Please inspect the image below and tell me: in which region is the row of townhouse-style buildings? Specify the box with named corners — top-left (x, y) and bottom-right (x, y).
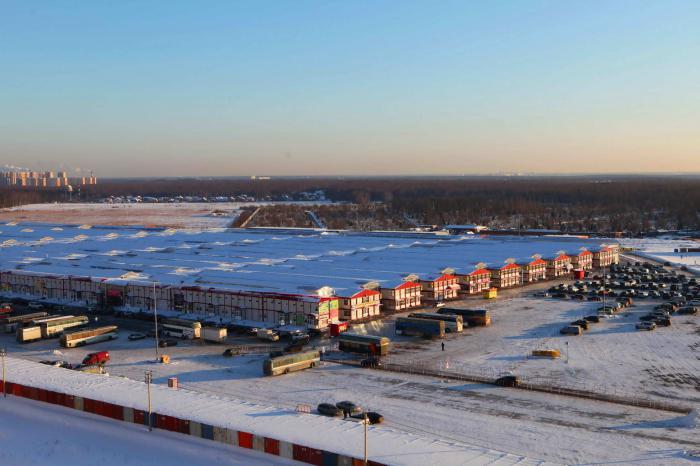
top-left (0, 245), bottom-right (619, 329)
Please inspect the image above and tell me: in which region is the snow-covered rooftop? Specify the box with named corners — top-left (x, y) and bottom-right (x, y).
top-left (0, 222), bottom-right (613, 296)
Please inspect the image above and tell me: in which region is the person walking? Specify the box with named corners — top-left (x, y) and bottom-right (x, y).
top-left (441, 341), bottom-right (445, 351)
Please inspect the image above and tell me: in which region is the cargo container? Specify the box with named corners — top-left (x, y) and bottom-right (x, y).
top-left (437, 308), bottom-right (491, 327)
top-left (395, 317), bottom-right (445, 338)
top-left (16, 326), bottom-right (42, 343)
top-left (483, 288), bottom-right (498, 299)
top-left (263, 350), bottom-right (320, 376)
top-left (408, 312), bottom-right (463, 333)
top-left (60, 326), bottom-right (118, 348)
top-left (338, 333), bottom-right (390, 356)
top-left (161, 318), bottom-right (201, 339)
top-left (532, 349), bottom-right (561, 358)
top-left (329, 322), bottom-right (348, 337)
top-left (1, 312), bottom-right (48, 333)
top-left (201, 326), bottom-right (227, 343)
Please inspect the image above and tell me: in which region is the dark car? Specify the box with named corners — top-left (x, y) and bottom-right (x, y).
top-left (653, 317), bottom-right (671, 327)
top-left (584, 315), bottom-right (600, 323)
top-left (317, 403), bottom-right (342, 417)
top-left (158, 339), bottom-right (178, 348)
top-left (495, 375), bottom-right (520, 387)
top-left (222, 347), bottom-right (240, 357)
top-left (335, 401), bottom-right (362, 415)
top-left (39, 360), bottom-right (72, 369)
top-left (571, 319), bottom-right (589, 330)
top-left (360, 357), bottom-right (382, 368)
top-left (128, 332), bottom-right (146, 341)
top-left (639, 314), bottom-right (657, 322)
top-left (350, 411), bottom-right (384, 424)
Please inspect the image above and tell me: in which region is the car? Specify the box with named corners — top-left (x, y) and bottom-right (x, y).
top-left (27, 302), bottom-right (44, 310)
top-left (317, 403), bottom-right (342, 417)
top-left (222, 347), bottom-right (240, 357)
top-left (335, 401), bottom-right (362, 415)
top-left (653, 317), bottom-right (671, 327)
top-left (82, 351), bottom-right (110, 366)
top-left (495, 375), bottom-right (520, 387)
top-left (560, 325), bottom-right (582, 336)
top-left (533, 291), bottom-right (550, 298)
top-left (588, 296), bottom-right (602, 301)
top-left (570, 319), bottom-right (589, 330)
top-left (128, 332), bottom-right (146, 341)
top-left (39, 360), bottom-right (72, 368)
top-left (360, 357), bottom-right (382, 368)
top-left (584, 315), bottom-right (600, 323)
top-left (290, 333), bottom-right (310, 345)
top-left (434, 302), bottom-right (446, 308)
top-left (246, 327), bottom-right (259, 336)
top-left (158, 339), bottom-right (178, 348)
top-left (350, 411), bottom-right (384, 424)
top-left (678, 306), bottom-right (698, 315)
top-left (635, 322), bottom-right (656, 331)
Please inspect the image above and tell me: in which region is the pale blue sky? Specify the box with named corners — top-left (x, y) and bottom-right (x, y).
top-left (1, 1), bottom-right (699, 176)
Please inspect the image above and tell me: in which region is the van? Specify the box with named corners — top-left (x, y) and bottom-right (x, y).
top-left (82, 351), bottom-right (110, 366)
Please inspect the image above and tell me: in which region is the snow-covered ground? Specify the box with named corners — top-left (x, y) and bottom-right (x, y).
top-left (0, 395), bottom-right (300, 466)
top-left (621, 237), bottom-right (700, 274)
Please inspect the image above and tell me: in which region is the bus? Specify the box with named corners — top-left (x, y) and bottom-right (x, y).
top-left (408, 312), bottom-right (463, 333)
top-left (263, 350), bottom-right (320, 376)
top-left (1, 312), bottom-right (48, 333)
top-left (395, 317), bottom-right (445, 338)
top-left (338, 333), bottom-right (391, 356)
top-left (161, 318), bottom-right (202, 339)
top-left (40, 315), bottom-right (89, 338)
top-left (60, 326), bottom-right (119, 348)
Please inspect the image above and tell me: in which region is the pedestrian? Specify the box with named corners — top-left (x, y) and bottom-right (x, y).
top-left (441, 341), bottom-right (445, 351)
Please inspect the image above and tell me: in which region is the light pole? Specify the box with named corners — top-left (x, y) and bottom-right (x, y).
top-left (364, 412), bottom-right (369, 466)
top-left (1, 348), bottom-right (6, 398)
top-left (145, 370), bottom-right (153, 431)
top-left (153, 282), bottom-right (160, 362)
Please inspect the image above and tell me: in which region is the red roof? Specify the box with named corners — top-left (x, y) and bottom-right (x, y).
top-left (395, 281), bottom-right (420, 290)
top-left (499, 263), bottom-right (521, 271)
top-left (427, 274), bottom-right (456, 282)
top-left (348, 288), bottom-right (380, 299)
top-left (469, 268), bottom-right (490, 276)
top-left (579, 250), bottom-right (593, 256)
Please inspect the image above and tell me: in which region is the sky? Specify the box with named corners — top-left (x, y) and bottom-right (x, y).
top-left (1, 1), bottom-right (699, 177)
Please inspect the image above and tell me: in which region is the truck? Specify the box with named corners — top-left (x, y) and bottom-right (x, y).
top-left (60, 326), bottom-right (118, 348)
top-left (395, 317), bottom-right (445, 338)
top-left (17, 326), bottom-right (42, 343)
top-left (201, 326), bottom-right (227, 343)
top-left (437, 308), bottom-right (491, 326)
top-left (82, 351), bottom-right (110, 366)
top-left (256, 328), bottom-right (280, 342)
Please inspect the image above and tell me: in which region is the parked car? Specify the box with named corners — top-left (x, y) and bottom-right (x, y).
top-left (317, 403), bottom-right (342, 417)
top-left (27, 302), bottom-right (44, 310)
top-left (222, 347), bottom-right (240, 357)
top-left (570, 319), bottom-right (589, 330)
top-left (635, 322), bottom-right (656, 331)
top-left (335, 401), bottom-right (362, 415)
top-left (560, 325), bottom-right (582, 336)
top-left (584, 315), bottom-right (600, 323)
top-left (678, 306), bottom-right (698, 315)
top-left (39, 360), bottom-right (72, 368)
top-left (653, 317), bottom-right (671, 327)
top-left (350, 411), bottom-right (384, 424)
top-left (82, 351), bottom-right (110, 366)
top-left (360, 356), bottom-right (382, 368)
top-left (158, 339), bottom-right (178, 348)
top-left (128, 332), bottom-right (146, 341)
top-left (495, 374), bottom-right (520, 387)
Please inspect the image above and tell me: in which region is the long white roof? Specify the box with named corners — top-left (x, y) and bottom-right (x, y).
top-left (0, 222), bottom-right (611, 297)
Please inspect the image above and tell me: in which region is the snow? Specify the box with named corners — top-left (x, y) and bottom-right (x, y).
top-left (620, 237), bottom-right (700, 274)
top-left (3, 356), bottom-right (550, 466)
top-left (0, 222), bottom-right (615, 298)
top-left (0, 395), bottom-right (300, 466)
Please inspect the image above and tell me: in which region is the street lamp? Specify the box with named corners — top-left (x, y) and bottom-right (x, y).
top-left (1, 348), bottom-right (6, 398)
top-left (363, 412), bottom-right (369, 466)
top-left (153, 282), bottom-right (160, 362)
top-left (145, 370), bottom-right (153, 431)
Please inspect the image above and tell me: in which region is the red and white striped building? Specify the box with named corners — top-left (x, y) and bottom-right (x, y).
top-left (488, 262), bottom-right (522, 288)
top-left (456, 267), bottom-right (491, 294)
top-left (380, 278), bottom-right (422, 311)
top-left (545, 253), bottom-right (571, 278)
top-left (418, 272), bottom-right (460, 302)
top-left (337, 288), bottom-right (381, 321)
top-left (517, 257), bottom-right (547, 283)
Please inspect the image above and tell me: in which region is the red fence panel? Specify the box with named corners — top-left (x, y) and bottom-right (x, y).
top-left (238, 431), bottom-right (253, 449)
top-left (63, 394), bottom-right (75, 409)
top-left (133, 409), bottom-right (146, 425)
top-left (264, 438), bottom-right (280, 456)
top-left (177, 418), bottom-right (190, 434)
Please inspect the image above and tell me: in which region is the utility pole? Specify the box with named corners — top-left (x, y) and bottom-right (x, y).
top-left (145, 370), bottom-right (153, 431)
top-left (153, 282), bottom-right (159, 362)
top-left (364, 412), bottom-right (369, 466)
top-left (565, 341), bottom-right (569, 364)
top-left (1, 348), bottom-right (6, 398)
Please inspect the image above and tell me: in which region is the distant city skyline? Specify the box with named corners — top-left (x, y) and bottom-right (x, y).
top-left (1, 1), bottom-right (699, 177)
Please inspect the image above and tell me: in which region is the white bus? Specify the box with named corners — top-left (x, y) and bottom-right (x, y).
top-left (161, 318), bottom-right (202, 339)
top-left (407, 312), bottom-right (463, 333)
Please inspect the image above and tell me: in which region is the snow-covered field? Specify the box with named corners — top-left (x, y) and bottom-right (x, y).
top-left (3, 289), bottom-right (699, 465)
top-left (621, 238), bottom-right (700, 275)
top-left (0, 395), bottom-right (300, 466)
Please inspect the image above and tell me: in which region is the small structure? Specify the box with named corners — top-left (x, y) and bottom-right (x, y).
top-left (487, 260), bottom-right (522, 288)
top-left (544, 252), bottom-right (572, 278)
top-left (456, 264), bottom-right (491, 294)
top-left (381, 276), bottom-right (422, 312)
top-left (517, 255), bottom-right (547, 283)
top-left (418, 269), bottom-right (460, 302)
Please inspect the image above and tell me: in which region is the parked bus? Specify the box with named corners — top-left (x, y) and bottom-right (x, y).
top-left (40, 315), bottom-right (89, 338)
top-left (161, 318), bottom-right (202, 339)
top-left (60, 326), bottom-right (118, 348)
top-left (395, 317), bottom-right (445, 338)
top-left (408, 312), bottom-right (463, 333)
top-left (263, 350), bottom-right (320, 376)
top-left (437, 308), bottom-right (491, 327)
top-left (338, 332), bottom-right (391, 356)
top-left (1, 312), bottom-right (48, 333)
top-left (338, 333), bottom-right (391, 356)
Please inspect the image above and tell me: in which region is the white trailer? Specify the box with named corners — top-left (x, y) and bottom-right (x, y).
top-left (201, 326), bottom-right (227, 343)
